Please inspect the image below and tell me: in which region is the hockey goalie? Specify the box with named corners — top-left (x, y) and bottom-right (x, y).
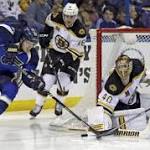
top-left (94, 52), bottom-right (149, 132)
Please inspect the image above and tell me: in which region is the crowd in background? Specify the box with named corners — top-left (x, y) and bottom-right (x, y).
top-left (0, 0), bottom-right (150, 33)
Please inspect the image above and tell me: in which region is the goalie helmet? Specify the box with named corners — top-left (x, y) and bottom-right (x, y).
top-left (115, 55), bottom-right (133, 83)
top-left (63, 3), bottom-right (79, 28)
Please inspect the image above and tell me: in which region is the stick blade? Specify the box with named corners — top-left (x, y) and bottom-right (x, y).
top-left (96, 128), bottom-right (117, 139)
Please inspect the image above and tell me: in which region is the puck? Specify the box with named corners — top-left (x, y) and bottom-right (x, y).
top-left (81, 134), bottom-right (88, 137)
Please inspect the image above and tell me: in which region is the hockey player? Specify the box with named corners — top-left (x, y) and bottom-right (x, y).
top-left (97, 54), bottom-right (146, 130)
top-left (0, 18), bottom-right (45, 114)
top-left (29, 3), bottom-right (86, 117)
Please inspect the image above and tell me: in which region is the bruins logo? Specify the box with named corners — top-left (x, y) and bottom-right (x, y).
top-left (109, 84), bottom-right (117, 92)
top-left (79, 29), bottom-right (85, 35)
top-left (55, 35), bottom-right (69, 49)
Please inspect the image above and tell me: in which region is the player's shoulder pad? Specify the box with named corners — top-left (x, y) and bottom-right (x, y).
top-left (131, 59), bottom-right (144, 78)
top-left (70, 19), bottom-right (86, 38)
top-left (50, 12), bottom-right (64, 25)
top-left (104, 70), bottom-right (125, 95)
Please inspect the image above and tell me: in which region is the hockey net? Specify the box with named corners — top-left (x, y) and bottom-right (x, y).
top-left (49, 28), bottom-right (150, 131)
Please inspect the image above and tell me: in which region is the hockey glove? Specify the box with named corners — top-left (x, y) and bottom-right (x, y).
top-left (39, 25), bottom-right (54, 48)
top-left (2, 44), bottom-right (18, 65)
top-left (51, 52), bottom-right (73, 72)
top-left (53, 59), bottom-right (65, 72)
top-left (30, 75), bottom-right (45, 92)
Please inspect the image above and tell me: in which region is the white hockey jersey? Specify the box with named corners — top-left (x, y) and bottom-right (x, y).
top-left (97, 59), bottom-right (145, 114)
top-left (45, 12), bottom-right (86, 60)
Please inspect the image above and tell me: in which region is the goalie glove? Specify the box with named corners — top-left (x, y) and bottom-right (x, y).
top-left (2, 44), bottom-right (18, 65)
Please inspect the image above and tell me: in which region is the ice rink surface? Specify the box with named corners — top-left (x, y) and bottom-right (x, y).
top-left (0, 110), bottom-right (150, 150)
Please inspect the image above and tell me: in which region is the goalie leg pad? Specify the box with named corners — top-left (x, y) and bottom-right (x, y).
top-left (87, 106), bottom-right (112, 131)
top-left (112, 108), bottom-right (147, 131)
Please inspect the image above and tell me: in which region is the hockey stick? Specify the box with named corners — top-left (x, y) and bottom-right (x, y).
top-left (96, 107), bottom-right (150, 139)
top-left (13, 57), bottom-right (105, 136)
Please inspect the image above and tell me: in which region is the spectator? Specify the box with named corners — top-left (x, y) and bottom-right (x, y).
top-left (141, 11), bottom-right (150, 27)
top-left (92, 0), bottom-right (114, 17)
top-left (116, 8), bottom-right (126, 26)
top-left (25, 0), bottom-right (51, 32)
top-left (79, 0), bottom-right (94, 31)
top-left (129, 4), bottom-right (144, 27)
top-left (19, 0), bottom-right (31, 13)
top-left (91, 6), bottom-right (117, 29)
top-left (0, 0), bottom-right (21, 19)
top-left (88, 8), bottom-right (99, 29)
top-left (51, 0), bottom-right (63, 16)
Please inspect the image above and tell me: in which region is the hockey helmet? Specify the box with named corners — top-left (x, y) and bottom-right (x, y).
top-left (22, 26), bottom-right (39, 44)
top-left (63, 3), bottom-right (79, 16)
top-left (63, 3), bottom-right (79, 28)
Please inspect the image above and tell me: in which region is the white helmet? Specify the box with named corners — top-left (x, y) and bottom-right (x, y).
top-left (63, 3), bottom-right (79, 16)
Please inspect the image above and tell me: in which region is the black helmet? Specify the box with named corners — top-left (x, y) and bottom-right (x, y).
top-left (22, 26), bottom-right (39, 44)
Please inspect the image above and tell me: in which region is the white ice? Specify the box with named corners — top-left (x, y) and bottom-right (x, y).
top-left (0, 110), bottom-right (150, 150)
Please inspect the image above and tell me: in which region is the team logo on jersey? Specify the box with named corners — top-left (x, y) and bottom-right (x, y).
top-left (109, 84), bottom-right (117, 92)
top-left (79, 29), bottom-right (85, 35)
top-left (55, 35), bottom-right (69, 49)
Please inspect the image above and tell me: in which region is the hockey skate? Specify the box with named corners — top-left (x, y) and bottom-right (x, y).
top-left (29, 104), bottom-right (43, 118)
top-left (55, 102), bottom-right (63, 116)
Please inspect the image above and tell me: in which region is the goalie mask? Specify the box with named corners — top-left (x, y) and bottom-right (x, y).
top-left (115, 55), bottom-right (133, 84)
top-left (63, 3), bottom-right (79, 28)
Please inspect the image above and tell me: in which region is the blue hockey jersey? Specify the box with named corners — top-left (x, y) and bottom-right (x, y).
top-left (0, 17), bottom-right (39, 82)
top-left (0, 17), bottom-right (24, 47)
